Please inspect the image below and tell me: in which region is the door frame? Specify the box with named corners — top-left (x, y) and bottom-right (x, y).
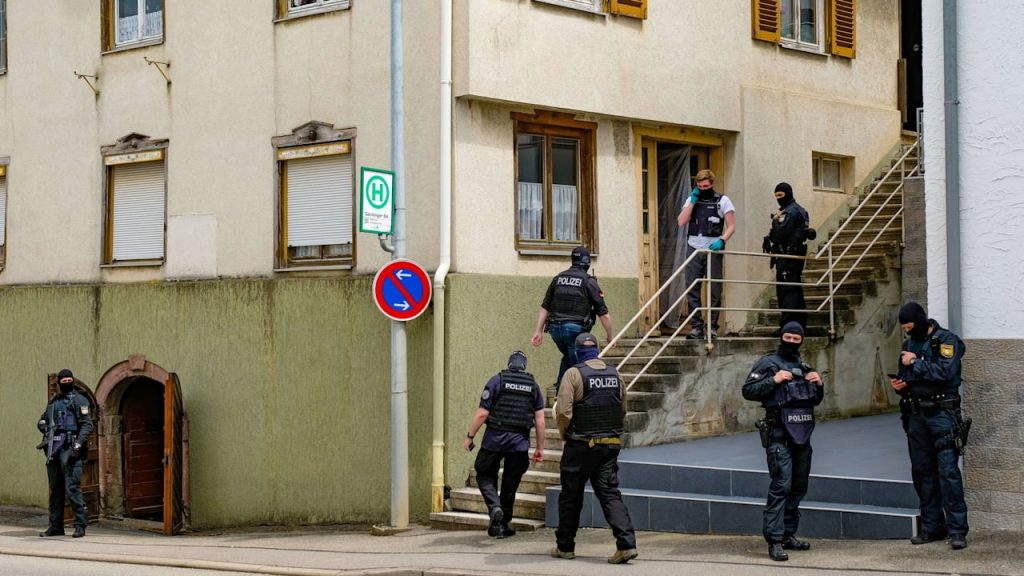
top-left (633, 126), bottom-right (725, 332)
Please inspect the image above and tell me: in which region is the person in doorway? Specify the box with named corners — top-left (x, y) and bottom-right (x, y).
top-left (37, 368), bottom-right (93, 538)
top-left (551, 333), bottom-right (637, 564)
top-left (742, 322), bottom-right (824, 561)
top-left (676, 169), bottom-right (736, 339)
top-left (463, 351), bottom-right (546, 538)
top-left (763, 182), bottom-right (815, 329)
top-left (532, 246), bottom-right (614, 390)
top-left (890, 302), bottom-right (969, 550)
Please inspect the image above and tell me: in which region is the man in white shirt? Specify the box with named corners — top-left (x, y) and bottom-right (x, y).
top-left (675, 169), bottom-right (736, 339)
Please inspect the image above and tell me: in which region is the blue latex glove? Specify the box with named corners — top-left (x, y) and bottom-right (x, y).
top-left (709, 239), bottom-right (726, 251)
top-left (689, 187), bottom-right (699, 204)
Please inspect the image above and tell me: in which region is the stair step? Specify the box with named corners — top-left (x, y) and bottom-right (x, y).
top-left (746, 324), bottom-right (833, 337)
top-left (430, 511), bottom-right (546, 532)
top-left (544, 486), bottom-right (918, 539)
top-left (611, 356), bottom-right (700, 374)
top-left (450, 487), bottom-right (547, 520)
top-left (769, 294), bottom-right (863, 309)
top-left (470, 469), bottom-right (560, 494)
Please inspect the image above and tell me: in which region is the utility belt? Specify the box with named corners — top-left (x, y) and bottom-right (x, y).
top-left (755, 411), bottom-right (781, 448)
top-left (567, 436), bottom-right (622, 448)
top-left (774, 243), bottom-right (807, 256)
top-left (900, 393), bottom-right (960, 415)
top-left (546, 318), bottom-right (593, 331)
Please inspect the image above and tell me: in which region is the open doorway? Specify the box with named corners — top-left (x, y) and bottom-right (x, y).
top-left (899, 0), bottom-right (923, 132)
top-left (121, 378), bottom-right (164, 521)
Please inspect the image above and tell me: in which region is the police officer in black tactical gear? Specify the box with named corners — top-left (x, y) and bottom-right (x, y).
top-left (551, 333), bottom-right (637, 565)
top-left (890, 302), bottom-right (969, 550)
top-left (463, 351), bottom-right (546, 539)
top-left (763, 182), bottom-right (815, 329)
top-left (532, 246), bottom-right (614, 389)
top-left (742, 322), bottom-right (824, 562)
top-left (37, 368), bottom-right (93, 538)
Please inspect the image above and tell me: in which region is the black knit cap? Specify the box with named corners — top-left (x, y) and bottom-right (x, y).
top-left (774, 182), bottom-right (793, 195)
top-left (57, 368), bottom-right (74, 382)
top-left (898, 302), bottom-right (928, 325)
top-left (781, 321), bottom-right (804, 340)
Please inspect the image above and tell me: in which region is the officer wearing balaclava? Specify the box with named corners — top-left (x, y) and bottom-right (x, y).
top-left (890, 302), bottom-right (969, 550)
top-left (764, 182), bottom-right (815, 329)
top-left (742, 322), bottom-right (824, 561)
top-left (463, 351), bottom-right (545, 539)
top-left (532, 246), bottom-right (615, 390)
top-left (37, 368), bottom-right (93, 538)
top-left (551, 333), bottom-right (637, 564)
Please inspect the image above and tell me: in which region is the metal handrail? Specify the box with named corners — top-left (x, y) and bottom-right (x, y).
top-left (606, 140), bottom-right (919, 390)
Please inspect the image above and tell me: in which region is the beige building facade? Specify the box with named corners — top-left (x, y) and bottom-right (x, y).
top-left (0, 1), bottom-right (904, 528)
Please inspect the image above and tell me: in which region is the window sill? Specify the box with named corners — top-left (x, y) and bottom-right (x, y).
top-left (275, 4), bottom-right (351, 23)
top-left (101, 259), bottom-right (164, 268)
top-left (532, 0), bottom-right (606, 16)
top-left (779, 40), bottom-right (828, 57)
top-left (102, 38), bottom-right (165, 55)
top-left (813, 187), bottom-right (847, 195)
top-left (518, 248), bottom-right (599, 258)
top-left (274, 264), bottom-right (353, 273)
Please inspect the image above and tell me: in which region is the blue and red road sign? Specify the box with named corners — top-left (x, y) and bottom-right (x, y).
top-left (372, 259), bottom-right (432, 321)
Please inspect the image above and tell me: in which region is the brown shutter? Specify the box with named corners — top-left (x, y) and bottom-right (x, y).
top-left (277, 0), bottom-right (289, 19)
top-left (830, 0), bottom-right (856, 58)
top-left (101, 0), bottom-right (113, 51)
top-left (163, 374), bottom-right (185, 536)
top-left (752, 0), bottom-right (781, 43)
top-left (609, 0), bottom-right (647, 20)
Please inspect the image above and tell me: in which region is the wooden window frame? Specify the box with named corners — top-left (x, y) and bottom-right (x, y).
top-left (272, 121), bottom-right (357, 271)
top-left (102, 0), bottom-right (165, 53)
top-left (276, 0), bottom-right (351, 21)
top-left (752, 0), bottom-right (856, 59)
top-left (512, 111), bottom-right (598, 255)
top-left (101, 134), bottom-right (169, 266)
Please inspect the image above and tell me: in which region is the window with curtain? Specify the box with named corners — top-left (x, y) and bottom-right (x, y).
top-left (278, 142), bottom-right (354, 267)
top-left (812, 154), bottom-right (845, 191)
top-left (114, 0), bottom-right (163, 47)
top-left (753, 0), bottom-right (857, 58)
top-left (104, 154), bottom-right (167, 263)
top-left (513, 112), bottom-right (596, 253)
top-left (780, 0), bottom-right (823, 51)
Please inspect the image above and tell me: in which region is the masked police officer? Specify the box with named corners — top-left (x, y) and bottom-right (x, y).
top-left (37, 368), bottom-right (93, 538)
top-left (463, 351), bottom-right (546, 538)
top-left (551, 333), bottom-right (637, 564)
top-left (890, 302), bottom-right (969, 550)
top-left (532, 246), bottom-right (614, 390)
top-left (763, 182), bottom-right (815, 329)
top-left (742, 322), bottom-right (824, 561)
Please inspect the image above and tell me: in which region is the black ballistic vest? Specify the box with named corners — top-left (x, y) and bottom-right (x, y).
top-left (53, 395), bottom-right (80, 432)
top-left (765, 357), bottom-right (817, 445)
top-left (548, 268), bottom-right (592, 324)
top-left (688, 194), bottom-right (724, 237)
top-left (486, 370), bottom-right (538, 433)
top-left (570, 363), bottom-right (624, 439)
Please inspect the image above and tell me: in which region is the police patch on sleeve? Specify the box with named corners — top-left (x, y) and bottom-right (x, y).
top-left (749, 372), bottom-right (762, 380)
top-left (481, 389), bottom-right (491, 401)
top-left (940, 344), bottom-right (955, 358)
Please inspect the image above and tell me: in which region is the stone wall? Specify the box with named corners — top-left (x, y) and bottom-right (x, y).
top-left (901, 176), bottom-right (928, 306)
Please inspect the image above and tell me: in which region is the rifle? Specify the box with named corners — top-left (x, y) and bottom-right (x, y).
top-left (36, 402), bottom-right (57, 463)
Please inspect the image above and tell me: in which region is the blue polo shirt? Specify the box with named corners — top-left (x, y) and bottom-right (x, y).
top-left (479, 373), bottom-right (545, 453)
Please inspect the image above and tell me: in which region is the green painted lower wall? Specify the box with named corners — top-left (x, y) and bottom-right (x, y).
top-left (0, 273), bottom-right (638, 529)
top-left (442, 273), bottom-right (639, 491)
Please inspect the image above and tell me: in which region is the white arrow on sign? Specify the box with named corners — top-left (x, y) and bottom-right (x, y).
top-left (393, 301), bottom-right (410, 311)
top-left (396, 270), bottom-right (412, 280)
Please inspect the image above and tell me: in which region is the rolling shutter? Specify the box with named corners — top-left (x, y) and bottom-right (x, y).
top-left (830, 0), bottom-right (856, 58)
top-left (286, 154), bottom-right (353, 247)
top-left (0, 175), bottom-right (6, 246)
top-left (752, 0), bottom-right (781, 43)
top-left (112, 161), bottom-right (165, 260)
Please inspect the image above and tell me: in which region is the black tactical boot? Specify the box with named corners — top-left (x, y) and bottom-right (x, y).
top-left (497, 524), bottom-right (516, 539)
top-left (72, 526), bottom-right (86, 538)
top-left (39, 526), bottom-right (65, 537)
top-left (782, 535), bottom-right (810, 550)
top-left (768, 542), bottom-right (789, 561)
top-left (950, 535), bottom-right (967, 550)
top-left (487, 507), bottom-right (504, 537)
top-left (910, 531), bottom-right (947, 545)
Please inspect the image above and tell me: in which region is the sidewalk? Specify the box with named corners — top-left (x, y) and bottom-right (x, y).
top-left (1, 506), bottom-right (1021, 576)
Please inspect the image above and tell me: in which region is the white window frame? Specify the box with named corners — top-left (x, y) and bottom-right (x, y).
top-left (780, 0), bottom-right (826, 54)
top-left (286, 0), bottom-right (350, 17)
top-left (114, 0), bottom-right (164, 48)
top-left (533, 0), bottom-right (605, 15)
top-left (812, 154), bottom-right (845, 193)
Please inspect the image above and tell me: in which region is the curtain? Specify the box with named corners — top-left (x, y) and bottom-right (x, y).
top-left (657, 146), bottom-right (692, 330)
top-left (518, 182), bottom-right (543, 240)
top-left (552, 184), bottom-right (578, 242)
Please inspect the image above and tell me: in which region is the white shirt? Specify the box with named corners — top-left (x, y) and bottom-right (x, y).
top-left (682, 194), bottom-right (736, 249)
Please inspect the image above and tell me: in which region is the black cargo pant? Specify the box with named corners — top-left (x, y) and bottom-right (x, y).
top-left (763, 428), bottom-right (812, 544)
top-left (902, 402), bottom-right (969, 538)
top-left (775, 256), bottom-right (806, 328)
top-left (46, 450), bottom-right (87, 530)
top-left (474, 448), bottom-right (530, 525)
top-left (556, 440), bottom-right (636, 553)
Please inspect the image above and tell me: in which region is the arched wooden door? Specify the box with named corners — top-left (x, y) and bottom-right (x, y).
top-left (46, 374), bottom-right (100, 524)
top-left (121, 378), bottom-right (165, 521)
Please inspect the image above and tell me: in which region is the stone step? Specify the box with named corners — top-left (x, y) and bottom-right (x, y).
top-left (753, 308), bottom-right (855, 328)
top-left (769, 294), bottom-right (863, 310)
top-left (430, 511), bottom-right (546, 532)
top-left (544, 486), bottom-right (918, 539)
top-left (451, 487), bottom-right (547, 520)
top-left (469, 469), bottom-right (560, 495)
top-left (611, 355), bottom-right (699, 374)
top-left (831, 228), bottom-right (902, 244)
top-left (621, 373), bottom-right (681, 394)
top-left (802, 279), bottom-right (876, 298)
top-left (746, 324), bottom-right (833, 337)
top-left (804, 253), bottom-right (889, 273)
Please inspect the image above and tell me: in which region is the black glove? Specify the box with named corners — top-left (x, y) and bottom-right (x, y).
top-left (71, 443), bottom-right (82, 459)
top-left (762, 235), bottom-right (772, 254)
top-left (37, 419), bottom-right (47, 433)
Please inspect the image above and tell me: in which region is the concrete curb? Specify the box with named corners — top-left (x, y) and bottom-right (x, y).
top-left (0, 547), bottom-right (508, 576)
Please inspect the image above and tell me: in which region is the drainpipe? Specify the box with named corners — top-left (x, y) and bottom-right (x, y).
top-left (942, 0), bottom-right (962, 333)
top-left (431, 0), bottom-right (453, 513)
